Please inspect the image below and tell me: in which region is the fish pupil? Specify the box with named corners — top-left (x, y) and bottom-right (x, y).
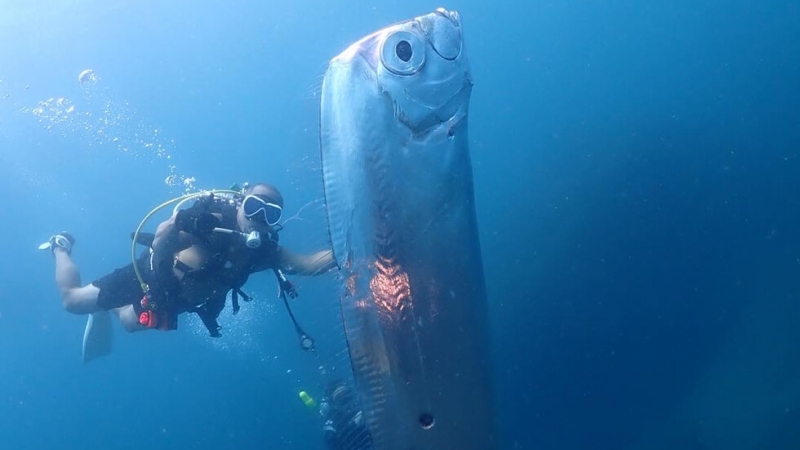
top-left (396, 40), bottom-right (413, 62)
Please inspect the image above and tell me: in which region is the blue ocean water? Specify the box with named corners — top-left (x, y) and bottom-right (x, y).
top-left (1, 1), bottom-right (798, 449)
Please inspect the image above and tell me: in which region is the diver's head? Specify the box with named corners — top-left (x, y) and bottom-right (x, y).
top-left (237, 182), bottom-right (284, 232)
top-left (325, 379), bottom-right (355, 408)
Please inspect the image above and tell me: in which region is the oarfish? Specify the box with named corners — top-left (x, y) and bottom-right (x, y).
top-left (320, 8), bottom-right (494, 450)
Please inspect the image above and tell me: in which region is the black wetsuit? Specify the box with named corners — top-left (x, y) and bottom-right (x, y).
top-left (91, 195), bottom-right (278, 335)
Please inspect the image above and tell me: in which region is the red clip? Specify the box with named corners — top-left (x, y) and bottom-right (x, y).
top-left (138, 310), bottom-right (158, 328)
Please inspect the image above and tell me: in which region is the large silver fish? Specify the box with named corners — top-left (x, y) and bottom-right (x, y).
top-left (320, 8), bottom-right (494, 450)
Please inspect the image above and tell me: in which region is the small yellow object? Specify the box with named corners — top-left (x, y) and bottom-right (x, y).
top-left (299, 390), bottom-right (317, 408)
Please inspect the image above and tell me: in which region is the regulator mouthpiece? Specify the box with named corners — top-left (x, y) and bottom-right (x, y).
top-left (245, 231), bottom-right (261, 248)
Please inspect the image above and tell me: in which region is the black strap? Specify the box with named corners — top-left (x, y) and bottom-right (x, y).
top-left (186, 302), bottom-right (223, 337)
top-left (232, 290), bottom-right (240, 315)
top-left (274, 269), bottom-right (314, 351)
top-left (231, 288), bottom-right (251, 315)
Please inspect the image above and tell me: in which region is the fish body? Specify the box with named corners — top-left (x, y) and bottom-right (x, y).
top-left (320, 8), bottom-right (494, 450)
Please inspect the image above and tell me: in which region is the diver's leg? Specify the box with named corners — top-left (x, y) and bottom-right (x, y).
top-left (53, 247), bottom-right (102, 314)
top-left (112, 305), bottom-right (149, 333)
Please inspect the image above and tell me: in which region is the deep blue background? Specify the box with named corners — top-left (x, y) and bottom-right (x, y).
top-left (1, 1), bottom-right (799, 449)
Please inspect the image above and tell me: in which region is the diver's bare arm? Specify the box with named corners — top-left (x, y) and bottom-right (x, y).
top-left (276, 246), bottom-right (336, 276)
top-left (151, 214), bottom-right (193, 260)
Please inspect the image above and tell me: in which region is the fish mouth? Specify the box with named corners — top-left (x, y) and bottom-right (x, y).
top-left (394, 83), bottom-right (471, 135)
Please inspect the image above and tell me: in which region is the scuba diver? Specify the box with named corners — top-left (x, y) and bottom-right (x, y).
top-left (318, 380), bottom-right (371, 450)
top-left (42, 182), bottom-right (335, 362)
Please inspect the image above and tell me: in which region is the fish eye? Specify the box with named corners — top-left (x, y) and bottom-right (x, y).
top-left (396, 40), bottom-right (412, 62)
top-left (381, 30), bottom-right (425, 75)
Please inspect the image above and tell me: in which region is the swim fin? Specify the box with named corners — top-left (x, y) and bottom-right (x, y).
top-left (82, 311), bottom-right (113, 364)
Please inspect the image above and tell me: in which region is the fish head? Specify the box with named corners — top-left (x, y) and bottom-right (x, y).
top-left (337, 8), bottom-right (472, 133)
